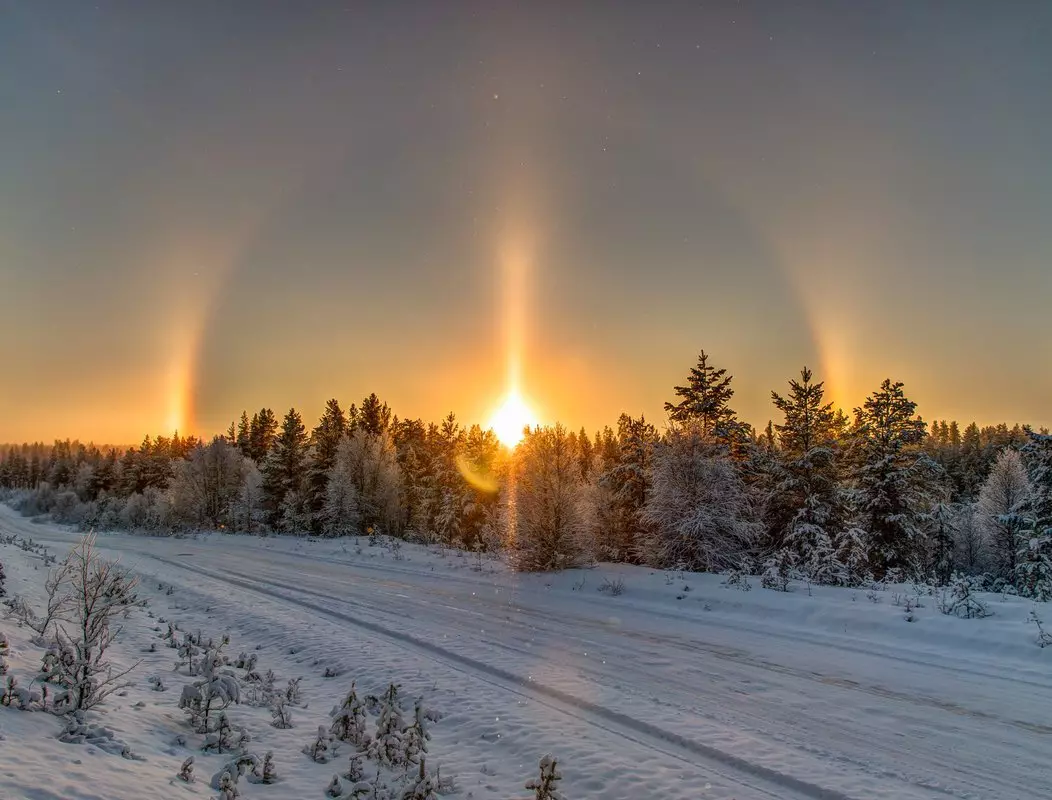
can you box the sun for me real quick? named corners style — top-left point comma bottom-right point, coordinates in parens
top-left (488, 390), bottom-right (537, 448)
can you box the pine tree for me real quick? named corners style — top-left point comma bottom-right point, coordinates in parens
top-left (598, 414), bottom-right (657, 562)
top-left (331, 681), bottom-right (370, 748)
top-left (248, 408), bottom-right (279, 463)
top-left (262, 408), bottom-right (309, 531)
top-left (851, 379), bottom-right (932, 577)
top-left (402, 700), bottom-right (431, 770)
top-left (307, 400), bottom-right (349, 532)
top-left (0, 558), bottom-right (6, 598)
top-left (1017, 433), bottom-right (1052, 600)
top-left (235, 411), bottom-right (251, 456)
top-left (368, 683), bottom-right (406, 767)
top-left (525, 754), bottom-right (565, 800)
top-left (766, 367), bottom-right (847, 577)
top-left (927, 501), bottom-right (957, 585)
top-left (358, 393), bottom-right (392, 438)
top-left (664, 350), bottom-right (739, 441)
top-left (323, 437), bottom-right (362, 536)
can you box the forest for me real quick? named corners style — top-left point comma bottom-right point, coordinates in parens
top-left (2, 351), bottom-right (1050, 600)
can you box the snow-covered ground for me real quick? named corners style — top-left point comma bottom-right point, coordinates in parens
top-left (1, 504), bottom-right (1050, 800)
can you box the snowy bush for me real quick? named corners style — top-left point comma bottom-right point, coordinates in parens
top-left (721, 569), bottom-right (751, 591)
top-left (596, 576), bottom-right (625, 596)
top-left (1028, 610), bottom-right (1052, 648)
top-left (937, 574), bottom-right (991, 619)
top-left (525, 754), bottom-right (565, 800)
top-left (304, 725), bottom-right (339, 764)
top-left (367, 683), bottom-right (406, 767)
top-left (331, 681), bottom-right (371, 747)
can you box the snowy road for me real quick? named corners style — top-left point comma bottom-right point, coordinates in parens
top-left (4, 507), bottom-right (1051, 800)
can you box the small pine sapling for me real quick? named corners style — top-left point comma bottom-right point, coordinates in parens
top-left (331, 681), bottom-right (371, 748)
top-left (1028, 610), bottom-right (1052, 648)
top-left (525, 754), bottom-right (565, 800)
top-left (345, 753), bottom-right (366, 783)
top-left (400, 759), bottom-right (439, 800)
top-left (260, 751), bottom-right (278, 784)
top-left (326, 775), bottom-right (344, 798)
top-left (203, 712), bottom-right (238, 754)
top-left (304, 725), bottom-right (338, 763)
top-left (0, 558), bottom-right (6, 597)
top-left (368, 683), bottom-right (406, 767)
top-left (178, 756), bottom-right (195, 783)
top-left (402, 700), bottom-right (431, 770)
top-left (217, 771), bottom-right (240, 800)
top-left (271, 696), bottom-right (294, 729)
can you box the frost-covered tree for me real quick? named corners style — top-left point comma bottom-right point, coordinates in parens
top-left (170, 437), bottom-right (250, 530)
top-left (596, 414), bottom-right (657, 562)
top-left (304, 725), bottom-right (338, 763)
top-left (400, 760), bottom-right (439, 800)
top-left (1017, 433), bottom-right (1052, 600)
top-left (337, 429), bottom-right (403, 535)
top-left (976, 449), bottom-right (1031, 582)
top-left (641, 426), bottom-right (757, 571)
top-left (0, 558), bottom-right (6, 598)
top-left (850, 379), bottom-right (932, 577)
top-left (50, 534), bottom-right (141, 711)
top-left (511, 424), bottom-right (590, 571)
top-left (926, 501), bottom-right (958, 585)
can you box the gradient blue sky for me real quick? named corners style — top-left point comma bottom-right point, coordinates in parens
top-left (2, 1), bottom-right (1050, 443)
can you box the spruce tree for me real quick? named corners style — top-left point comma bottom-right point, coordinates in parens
top-left (248, 408), bottom-right (279, 463)
top-left (767, 367), bottom-right (847, 577)
top-left (664, 350), bottom-right (738, 440)
top-left (307, 399), bottom-right (349, 532)
top-left (851, 379), bottom-right (931, 577)
top-left (976, 448), bottom-right (1031, 582)
top-left (262, 408), bottom-right (309, 531)
top-left (331, 681), bottom-right (370, 748)
top-left (1017, 433), bottom-right (1052, 600)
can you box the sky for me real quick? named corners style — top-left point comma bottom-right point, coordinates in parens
top-left (2, 1), bottom-right (1050, 444)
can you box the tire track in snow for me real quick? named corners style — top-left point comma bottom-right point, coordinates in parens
top-left (144, 552), bottom-right (854, 800)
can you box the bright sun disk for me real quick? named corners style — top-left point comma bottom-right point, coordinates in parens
top-left (488, 391), bottom-right (537, 448)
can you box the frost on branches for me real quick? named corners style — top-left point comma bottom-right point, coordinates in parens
top-left (367, 683), bottom-right (406, 767)
top-left (331, 680), bottom-right (371, 748)
top-left (1017, 433), bottom-right (1052, 601)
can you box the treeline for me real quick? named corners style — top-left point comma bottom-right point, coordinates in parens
top-left (1, 351), bottom-right (1050, 599)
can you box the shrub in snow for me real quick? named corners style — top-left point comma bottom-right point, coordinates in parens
top-left (345, 753), bottom-right (366, 782)
top-left (400, 760), bottom-right (439, 800)
top-left (202, 711), bottom-right (240, 754)
top-left (271, 696), bottom-right (294, 729)
top-left (1, 674), bottom-right (39, 709)
top-left (937, 574), bottom-right (991, 619)
top-left (0, 558), bottom-right (6, 597)
top-left (721, 569), bottom-right (751, 591)
top-left (327, 775), bottom-right (344, 797)
top-left (1028, 610), bottom-right (1052, 648)
top-left (179, 645), bottom-right (241, 734)
top-left (596, 576), bottom-right (625, 596)
top-left (525, 754), bottom-right (565, 800)
top-left (260, 751), bottom-right (278, 784)
top-left (368, 683), bottom-right (406, 767)
top-left (402, 699), bottom-right (431, 770)
top-left (57, 711), bottom-right (139, 757)
top-left (331, 681), bottom-right (370, 747)
top-left (217, 771), bottom-right (239, 800)
top-left (178, 756), bottom-right (195, 783)
top-left (304, 725), bottom-right (339, 763)
top-left (284, 676), bottom-right (303, 705)
top-left (761, 548), bottom-right (798, 592)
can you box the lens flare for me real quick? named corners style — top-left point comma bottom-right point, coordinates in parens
top-left (488, 391), bottom-right (537, 448)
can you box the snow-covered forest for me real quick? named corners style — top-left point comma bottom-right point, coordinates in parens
top-left (2, 352), bottom-right (1051, 600)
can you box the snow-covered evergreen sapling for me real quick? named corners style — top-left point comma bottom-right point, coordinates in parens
top-left (761, 548), bottom-right (798, 591)
top-left (0, 632), bottom-right (9, 676)
top-left (331, 681), bottom-right (370, 747)
top-left (1028, 610), bottom-right (1052, 648)
top-left (260, 751), bottom-right (278, 784)
top-left (327, 775), bottom-right (344, 798)
top-left (304, 725), bottom-right (339, 763)
top-left (180, 644), bottom-right (241, 733)
top-left (402, 700), bottom-right (431, 770)
top-left (344, 753), bottom-right (366, 783)
top-left (271, 696), bottom-right (294, 729)
top-left (0, 558), bottom-right (6, 597)
top-left (178, 756), bottom-right (195, 783)
top-left (217, 771), bottom-right (239, 800)
top-left (525, 754), bottom-right (565, 800)
top-left (202, 712), bottom-right (239, 754)
top-left (400, 759), bottom-right (439, 800)
top-left (368, 683), bottom-right (406, 767)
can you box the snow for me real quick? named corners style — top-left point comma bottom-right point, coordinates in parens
top-left (1, 505), bottom-right (1051, 800)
